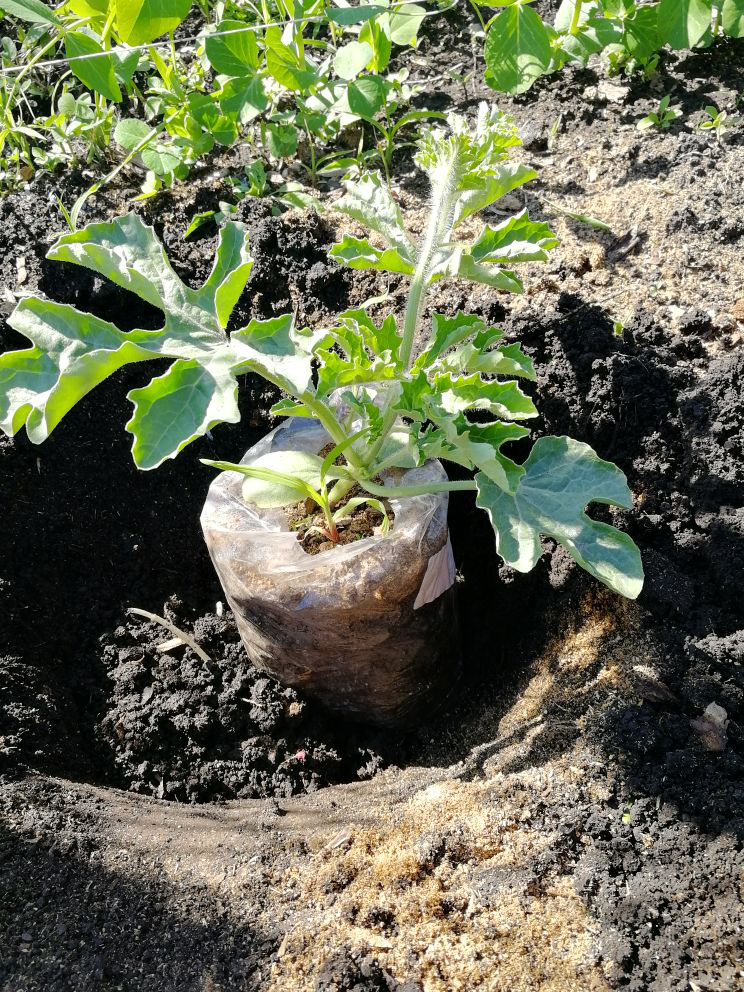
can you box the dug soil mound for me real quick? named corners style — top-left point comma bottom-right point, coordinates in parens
top-left (1, 6), bottom-right (743, 990)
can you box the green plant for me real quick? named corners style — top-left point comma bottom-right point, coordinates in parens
top-left (636, 93), bottom-right (681, 130)
top-left (482, 0), bottom-right (744, 96)
top-left (205, 430), bottom-right (391, 543)
top-left (698, 103), bottom-right (741, 141)
top-left (0, 105), bottom-right (643, 598)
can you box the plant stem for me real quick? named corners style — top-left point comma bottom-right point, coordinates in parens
top-left (300, 393), bottom-right (366, 471)
top-left (328, 476), bottom-right (356, 507)
top-left (569, 0), bottom-right (584, 35)
top-left (358, 479), bottom-right (477, 499)
top-left (400, 147), bottom-right (459, 368)
top-left (362, 144), bottom-right (462, 469)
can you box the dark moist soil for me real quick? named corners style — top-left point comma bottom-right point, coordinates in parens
top-left (1, 5), bottom-right (744, 991)
top-left (288, 490), bottom-right (390, 555)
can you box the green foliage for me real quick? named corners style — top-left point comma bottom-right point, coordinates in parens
top-left (0, 0), bottom-right (437, 197)
top-left (0, 214), bottom-right (259, 469)
top-left (636, 93), bottom-right (682, 131)
top-left (698, 103), bottom-right (741, 140)
top-left (0, 106), bottom-right (643, 598)
top-left (483, 0), bottom-right (742, 95)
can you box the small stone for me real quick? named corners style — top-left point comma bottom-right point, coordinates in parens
top-left (598, 80), bottom-right (630, 103)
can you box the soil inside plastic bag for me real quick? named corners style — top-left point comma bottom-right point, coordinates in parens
top-left (285, 446), bottom-right (395, 554)
top-left (201, 418), bottom-right (460, 726)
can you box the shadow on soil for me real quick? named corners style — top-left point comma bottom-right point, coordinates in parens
top-left (0, 816), bottom-right (272, 991)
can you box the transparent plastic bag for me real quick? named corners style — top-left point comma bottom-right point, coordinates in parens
top-left (200, 418), bottom-right (461, 726)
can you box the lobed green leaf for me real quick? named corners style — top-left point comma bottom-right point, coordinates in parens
top-left (476, 436), bottom-right (644, 598)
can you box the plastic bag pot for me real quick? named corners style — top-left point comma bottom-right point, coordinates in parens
top-left (200, 419), bottom-right (461, 727)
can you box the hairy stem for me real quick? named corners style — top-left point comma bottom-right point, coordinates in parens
top-left (361, 145), bottom-right (462, 469)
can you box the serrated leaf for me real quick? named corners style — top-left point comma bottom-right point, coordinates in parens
top-left (230, 314), bottom-right (323, 395)
top-left (447, 339), bottom-right (536, 381)
top-left (453, 162), bottom-right (537, 227)
top-left (206, 19), bottom-right (260, 75)
top-left (1, 215), bottom-right (256, 469)
top-left (429, 249), bottom-right (523, 293)
top-left (333, 173), bottom-right (415, 260)
top-left (334, 387), bottom-right (383, 442)
top-left (115, 0), bottom-right (191, 45)
top-left (316, 348), bottom-right (399, 400)
top-left (476, 435), bottom-right (644, 598)
top-left (329, 309), bottom-right (401, 365)
top-left (421, 417), bottom-right (527, 492)
top-left (658, 0), bottom-right (712, 50)
top-left (432, 372), bottom-right (537, 420)
top-left (66, 32), bottom-right (122, 103)
top-left (484, 4), bottom-right (553, 95)
top-left (470, 209), bottom-right (558, 263)
top-left (330, 235), bottom-right (415, 274)
top-left (0, 298), bottom-right (159, 443)
top-left (415, 312), bottom-right (491, 371)
top-left (270, 397), bottom-right (314, 418)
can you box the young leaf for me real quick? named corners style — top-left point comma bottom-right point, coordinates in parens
top-left (0, 215), bottom-right (256, 469)
top-left (484, 3), bottom-right (553, 95)
top-left (332, 172), bottom-right (415, 260)
top-left (470, 210), bottom-right (559, 264)
top-left (475, 435), bottom-right (644, 598)
top-left (721, 0), bottom-right (744, 36)
top-left (205, 19), bottom-right (260, 76)
top-left (115, 0), bottom-right (191, 45)
top-left (65, 32), bottom-right (122, 103)
top-left (334, 496), bottom-right (390, 534)
top-left (218, 75), bottom-right (267, 124)
top-left (346, 75), bottom-right (388, 117)
top-left (333, 40), bottom-right (373, 80)
top-left (388, 3), bottom-right (425, 46)
top-left (2, 0), bottom-right (60, 24)
top-left (202, 451), bottom-right (324, 507)
top-left (326, 4), bottom-right (386, 26)
top-left (264, 25), bottom-right (317, 91)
